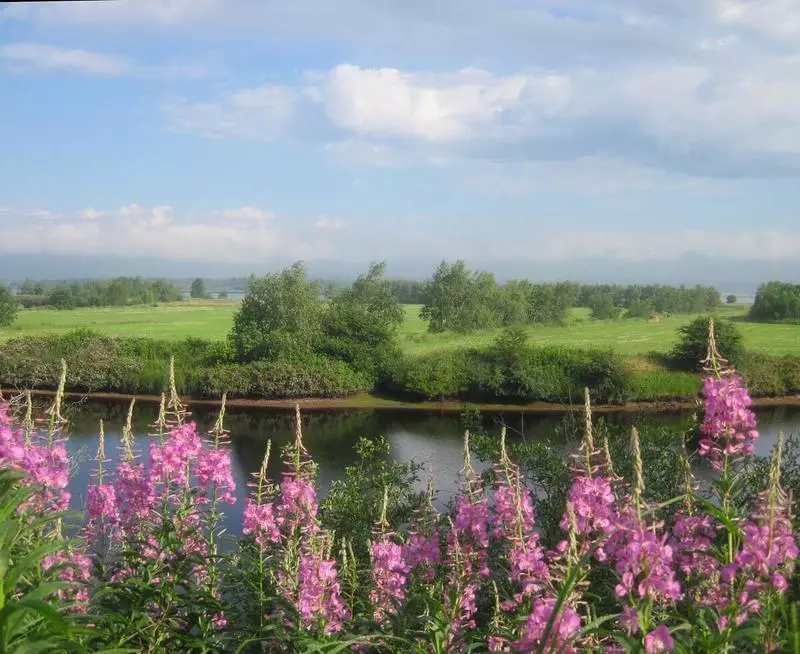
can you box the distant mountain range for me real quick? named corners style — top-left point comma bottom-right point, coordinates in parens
top-left (2, 252), bottom-right (798, 293)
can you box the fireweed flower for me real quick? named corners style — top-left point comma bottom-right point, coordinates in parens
top-left (369, 538), bottom-right (411, 622)
top-left (86, 483), bottom-right (120, 545)
top-left (42, 550), bottom-right (92, 609)
top-left (242, 499), bottom-right (281, 545)
top-left (607, 506), bottom-right (681, 603)
top-left (492, 439), bottom-right (549, 610)
top-left (719, 454), bottom-right (798, 623)
top-left (514, 597), bottom-right (581, 654)
top-left (277, 474), bottom-right (319, 534)
top-left (670, 512), bottom-right (721, 605)
top-left (115, 461), bottom-right (156, 533)
top-left (644, 625), bottom-right (674, 653)
top-left (195, 447), bottom-right (237, 505)
top-left (699, 375), bottom-right (759, 469)
top-left (149, 422), bottom-right (203, 486)
top-left (297, 550), bottom-right (349, 633)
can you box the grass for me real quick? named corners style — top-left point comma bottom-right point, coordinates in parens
top-left (398, 305), bottom-right (800, 357)
top-left (0, 300), bottom-right (238, 342)
top-left (3, 300), bottom-right (800, 358)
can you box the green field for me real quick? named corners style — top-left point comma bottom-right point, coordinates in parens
top-left (2, 301), bottom-right (800, 358)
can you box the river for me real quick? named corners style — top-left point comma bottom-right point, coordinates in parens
top-left (56, 400), bottom-right (800, 534)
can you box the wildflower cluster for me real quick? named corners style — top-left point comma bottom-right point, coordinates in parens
top-left (0, 329), bottom-right (797, 653)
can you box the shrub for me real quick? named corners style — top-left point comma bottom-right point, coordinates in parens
top-left (671, 316), bottom-right (743, 370)
top-left (749, 281), bottom-right (800, 322)
top-left (0, 286), bottom-right (19, 326)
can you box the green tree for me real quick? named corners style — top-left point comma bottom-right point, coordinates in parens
top-left (190, 277), bottom-right (206, 299)
top-left (0, 286), bottom-right (19, 326)
top-left (321, 262), bottom-right (404, 375)
top-left (495, 280), bottom-right (530, 326)
top-left (419, 260), bottom-right (499, 333)
top-left (672, 316), bottom-right (744, 369)
top-left (726, 294), bottom-right (737, 305)
top-left (229, 262), bottom-right (323, 362)
top-left (589, 292), bottom-right (621, 320)
top-left (749, 281), bottom-right (800, 322)
top-left (48, 285), bottom-right (76, 310)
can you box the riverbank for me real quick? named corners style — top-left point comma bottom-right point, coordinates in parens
top-left (23, 388), bottom-right (800, 414)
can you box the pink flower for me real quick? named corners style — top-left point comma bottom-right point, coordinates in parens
top-left (370, 538), bottom-right (411, 622)
top-left (644, 625), bottom-right (674, 653)
top-left (196, 448), bottom-right (236, 504)
top-left (149, 422), bottom-right (203, 486)
top-left (699, 375), bottom-right (758, 469)
top-left (296, 551), bottom-right (349, 633)
top-left (514, 597), bottom-right (581, 653)
top-left (242, 499), bottom-right (281, 545)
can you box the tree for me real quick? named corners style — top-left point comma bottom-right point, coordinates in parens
top-left (672, 316), bottom-right (743, 370)
top-left (321, 262), bottom-right (404, 375)
top-left (589, 293), bottom-right (622, 320)
top-left (0, 286), bottom-right (19, 327)
top-left (229, 262), bottom-right (323, 362)
top-left (726, 294), bottom-right (737, 305)
top-left (218, 290), bottom-right (229, 299)
top-left (48, 286), bottom-right (76, 310)
top-left (419, 260), bottom-right (499, 333)
top-left (749, 281), bottom-right (800, 322)
top-left (190, 278), bottom-right (206, 299)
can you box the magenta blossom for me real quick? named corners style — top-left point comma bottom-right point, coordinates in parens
top-left (644, 625), bottom-right (674, 653)
top-left (699, 375), bottom-right (758, 468)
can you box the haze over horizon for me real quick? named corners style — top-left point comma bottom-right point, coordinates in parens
top-left (2, 1), bottom-right (800, 281)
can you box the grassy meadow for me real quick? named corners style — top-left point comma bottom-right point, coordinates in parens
top-left (2, 300), bottom-right (800, 358)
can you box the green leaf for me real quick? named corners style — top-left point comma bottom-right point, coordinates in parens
top-left (5, 541), bottom-right (69, 588)
top-left (14, 599), bottom-right (69, 635)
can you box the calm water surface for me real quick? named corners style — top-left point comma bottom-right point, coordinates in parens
top-left (56, 400), bottom-right (800, 534)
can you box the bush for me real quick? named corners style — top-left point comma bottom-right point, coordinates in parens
top-left (749, 281), bottom-right (800, 322)
top-left (671, 316), bottom-right (743, 370)
top-left (384, 337), bottom-right (633, 404)
top-left (0, 286), bottom-right (19, 327)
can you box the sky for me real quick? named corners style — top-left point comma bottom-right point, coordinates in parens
top-left (1, 0), bottom-right (800, 282)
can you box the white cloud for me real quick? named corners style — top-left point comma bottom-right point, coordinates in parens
top-left (0, 43), bottom-right (132, 76)
top-left (314, 215), bottom-right (346, 230)
top-left (0, 42), bottom-right (217, 78)
top-left (322, 64), bottom-right (570, 142)
top-left (714, 0), bottom-right (800, 39)
top-left (0, 204), bottom-right (327, 262)
top-left (166, 86), bottom-right (298, 140)
top-left (535, 229), bottom-right (800, 262)
top-left (217, 206), bottom-right (275, 221)
top-left (80, 207), bottom-right (104, 220)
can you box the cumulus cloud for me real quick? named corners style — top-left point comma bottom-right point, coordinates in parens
top-left (314, 216), bottom-right (346, 230)
top-left (216, 206), bottom-right (276, 222)
top-left (0, 42), bottom-right (217, 78)
top-left (166, 86), bottom-right (298, 140)
top-left (0, 204), bottom-right (327, 262)
top-left (0, 43), bottom-right (132, 76)
top-left (7, 0), bottom-right (800, 179)
top-left (2, 203), bottom-right (799, 265)
top-left (162, 57), bottom-right (800, 178)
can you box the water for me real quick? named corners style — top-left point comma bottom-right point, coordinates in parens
top-left (55, 400), bottom-right (800, 534)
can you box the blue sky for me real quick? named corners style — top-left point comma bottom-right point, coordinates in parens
top-left (1, 0), bottom-right (799, 275)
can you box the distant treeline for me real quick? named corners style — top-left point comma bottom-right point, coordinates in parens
top-left (414, 260), bottom-right (721, 333)
top-left (16, 277), bottom-right (183, 309)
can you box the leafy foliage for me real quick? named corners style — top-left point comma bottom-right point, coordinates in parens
top-left (0, 286), bottom-right (19, 327)
top-left (229, 262), bottom-right (324, 362)
top-left (190, 277), bottom-right (206, 299)
top-left (750, 281), bottom-right (800, 322)
top-left (671, 316), bottom-right (744, 369)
